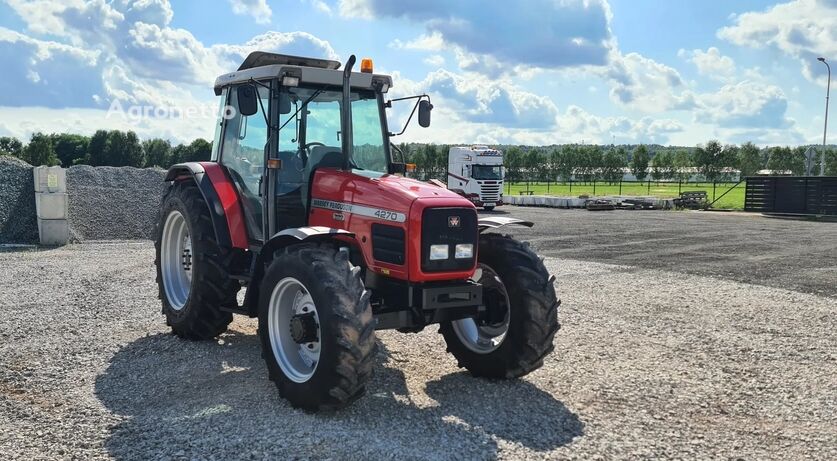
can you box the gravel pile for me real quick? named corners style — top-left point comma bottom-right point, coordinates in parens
top-left (66, 166), bottom-right (166, 241)
top-left (0, 156), bottom-right (38, 244)
top-left (0, 242), bottom-right (834, 460)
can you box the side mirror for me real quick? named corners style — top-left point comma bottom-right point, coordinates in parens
top-left (418, 100), bottom-right (432, 128)
top-left (237, 85), bottom-right (259, 117)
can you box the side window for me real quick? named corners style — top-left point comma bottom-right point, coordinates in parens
top-left (220, 85), bottom-right (269, 196)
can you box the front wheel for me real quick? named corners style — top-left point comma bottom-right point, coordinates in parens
top-left (440, 234), bottom-right (560, 378)
top-left (258, 243), bottom-right (376, 410)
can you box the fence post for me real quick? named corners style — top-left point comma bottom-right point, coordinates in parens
top-left (547, 179), bottom-right (550, 194)
top-left (647, 179), bottom-right (651, 194)
top-left (678, 179), bottom-right (682, 195)
top-left (713, 181), bottom-right (716, 202)
top-left (569, 179), bottom-right (572, 195)
top-left (593, 180), bottom-right (596, 195)
top-left (619, 179), bottom-right (622, 195)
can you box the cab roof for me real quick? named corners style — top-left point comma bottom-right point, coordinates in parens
top-left (237, 52), bottom-right (341, 71)
top-left (214, 51), bottom-right (393, 96)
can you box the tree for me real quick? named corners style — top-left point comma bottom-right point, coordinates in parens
top-left (825, 148), bottom-right (837, 175)
top-left (652, 151), bottom-right (674, 181)
top-left (737, 142), bottom-right (762, 177)
top-left (600, 147), bottom-right (626, 184)
top-left (181, 138), bottom-right (212, 163)
top-left (143, 138), bottom-right (172, 168)
top-left (50, 133), bottom-right (89, 166)
top-left (23, 132), bottom-right (59, 166)
top-left (672, 150), bottom-right (692, 182)
top-left (556, 145), bottom-right (577, 182)
top-left (693, 140), bottom-right (736, 181)
top-left (87, 130), bottom-right (109, 166)
top-left (548, 148), bottom-right (561, 183)
top-left (524, 148), bottom-right (543, 182)
top-left (0, 136), bottom-right (23, 158)
top-left (766, 146), bottom-right (804, 175)
top-left (505, 146), bottom-right (524, 183)
top-left (631, 145), bottom-right (650, 181)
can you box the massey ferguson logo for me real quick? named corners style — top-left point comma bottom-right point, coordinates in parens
top-left (448, 216), bottom-right (461, 228)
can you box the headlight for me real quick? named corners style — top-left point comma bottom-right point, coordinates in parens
top-left (429, 244), bottom-right (449, 260)
top-left (454, 244), bottom-right (473, 259)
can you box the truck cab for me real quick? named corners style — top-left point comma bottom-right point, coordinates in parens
top-left (447, 145), bottom-right (505, 210)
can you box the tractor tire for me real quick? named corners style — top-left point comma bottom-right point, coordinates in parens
top-left (440, 233), bottom-right (559, 379)
top-left (258, 243), bottom-right (376, 410)
top-left (155, 181), bottom-right (237, 340)
top-left (483, 205), bottom-right (495, 211)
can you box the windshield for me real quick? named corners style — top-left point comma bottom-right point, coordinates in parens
top-left (278, 87), bottom-right (388, 173)
top-left (472, 165), bottom-right (503, 180)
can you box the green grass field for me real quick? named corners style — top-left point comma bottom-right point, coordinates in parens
top-left (504, 181), bottom-right (746, 210)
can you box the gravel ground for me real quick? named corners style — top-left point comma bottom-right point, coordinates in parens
top-left (66, 166), bottom-right (166, 241)
top-left (0, 156), bottom-right (38, 244)
top-left (1, 241), bottom-right (835, 460)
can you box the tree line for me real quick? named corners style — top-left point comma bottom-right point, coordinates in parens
top-left (0, 131), bottom-right (212, 168)
top-left (2, 131), bottom-right (834, 180)
top-left (396, 141), bottom-right (837, 183)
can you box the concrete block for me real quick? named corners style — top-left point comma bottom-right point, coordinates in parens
top-left (33, 166), bottom-right (67, 193)
top-left (37, 219), bottom-right (69, 246)
top-left (35, 193), bottom-right (68, 220)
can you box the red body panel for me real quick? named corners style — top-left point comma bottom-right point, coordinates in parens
top-left (199, 162), bottom-right (249, 249)
top-left (308, 169), bottom-right (478, 282)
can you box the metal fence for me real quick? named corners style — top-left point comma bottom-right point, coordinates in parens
top-left (744, 176), bottom-right (837, 215)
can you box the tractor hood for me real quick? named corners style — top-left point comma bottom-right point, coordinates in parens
top-left (311, 169), bottom-right (474, 211)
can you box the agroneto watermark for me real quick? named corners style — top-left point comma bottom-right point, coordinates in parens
top-left (105, 99), bottom-right (238, 123)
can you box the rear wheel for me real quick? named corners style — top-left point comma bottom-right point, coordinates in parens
top-left (258, 243), bottom-right (376, 410)
top-left (440, 234), bottom-right (559, 378)
top-left (155, 181), bottom-right (237, 340)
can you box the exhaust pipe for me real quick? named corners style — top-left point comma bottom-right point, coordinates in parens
top-left (341, 55), bottom-right (356, 170)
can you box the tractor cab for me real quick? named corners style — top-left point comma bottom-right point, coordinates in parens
top-left (210, 52), bottom-right (431, 242)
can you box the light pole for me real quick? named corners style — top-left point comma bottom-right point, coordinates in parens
top-left (818, 57), bottom-right (830, 176)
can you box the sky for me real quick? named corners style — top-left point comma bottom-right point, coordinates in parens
top-left (0, 0), bottom-right (834, 147)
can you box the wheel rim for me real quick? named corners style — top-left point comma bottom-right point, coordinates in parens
top-left (268, 277), bottom-right (321, 383)
top-left (161, 210), bottom-right (192, 311)
top-left (452, 265), bottom-right (511, 354)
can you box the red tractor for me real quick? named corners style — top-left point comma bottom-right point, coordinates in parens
top-left (155, 52), bottom-right (560, 410)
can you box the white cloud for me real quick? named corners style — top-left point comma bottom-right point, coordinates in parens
top-left (305, 0), bottom-right (333, 15)
top-left (605, 52), bottom-right (696, 112)
top-left (343, 0), bottom-right (615, 71)
top-left (695, 81), bottom-right (792, 129)
top-left (679, 47), bottom-right (736, 81)
top-left (718, 0), bottom-right (836, 83)
top-left (228, 0), bottom-right (273, 24)
top-left (423, 54), bottom-right (445, 67)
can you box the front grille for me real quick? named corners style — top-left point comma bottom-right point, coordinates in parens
top-left (421, 207), bottom-right (478, 272)
top-left (480, 183), bottom-right (501, 202)
top-left (372, 224), bottom-right (405, 265)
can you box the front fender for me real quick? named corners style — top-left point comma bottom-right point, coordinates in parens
top-left (478, 216), bottom-right (534, 232)
top-left (261, 226), bottom-right (355, 257)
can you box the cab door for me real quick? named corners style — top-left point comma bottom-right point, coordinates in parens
top-left (218, 84), bottom-right (269, 242)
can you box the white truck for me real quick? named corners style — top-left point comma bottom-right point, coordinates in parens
top-left (447, 145), bottom-right (504, 211)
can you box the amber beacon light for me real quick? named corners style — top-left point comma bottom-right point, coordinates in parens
top-left (360, 57), bottom-right (373, 73)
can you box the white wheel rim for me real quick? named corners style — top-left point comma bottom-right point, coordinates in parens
top-left (161, 210), bottom-right (192, 311)
top-left (452, 266), bottom-right (510, 354)
top-left (268, 277), bottom-right (321, 383)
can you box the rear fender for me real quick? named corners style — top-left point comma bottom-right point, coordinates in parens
top-left (164, 162), bottom-right (248, 249)
top-left (478, 216), bottom-right (534, 232)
